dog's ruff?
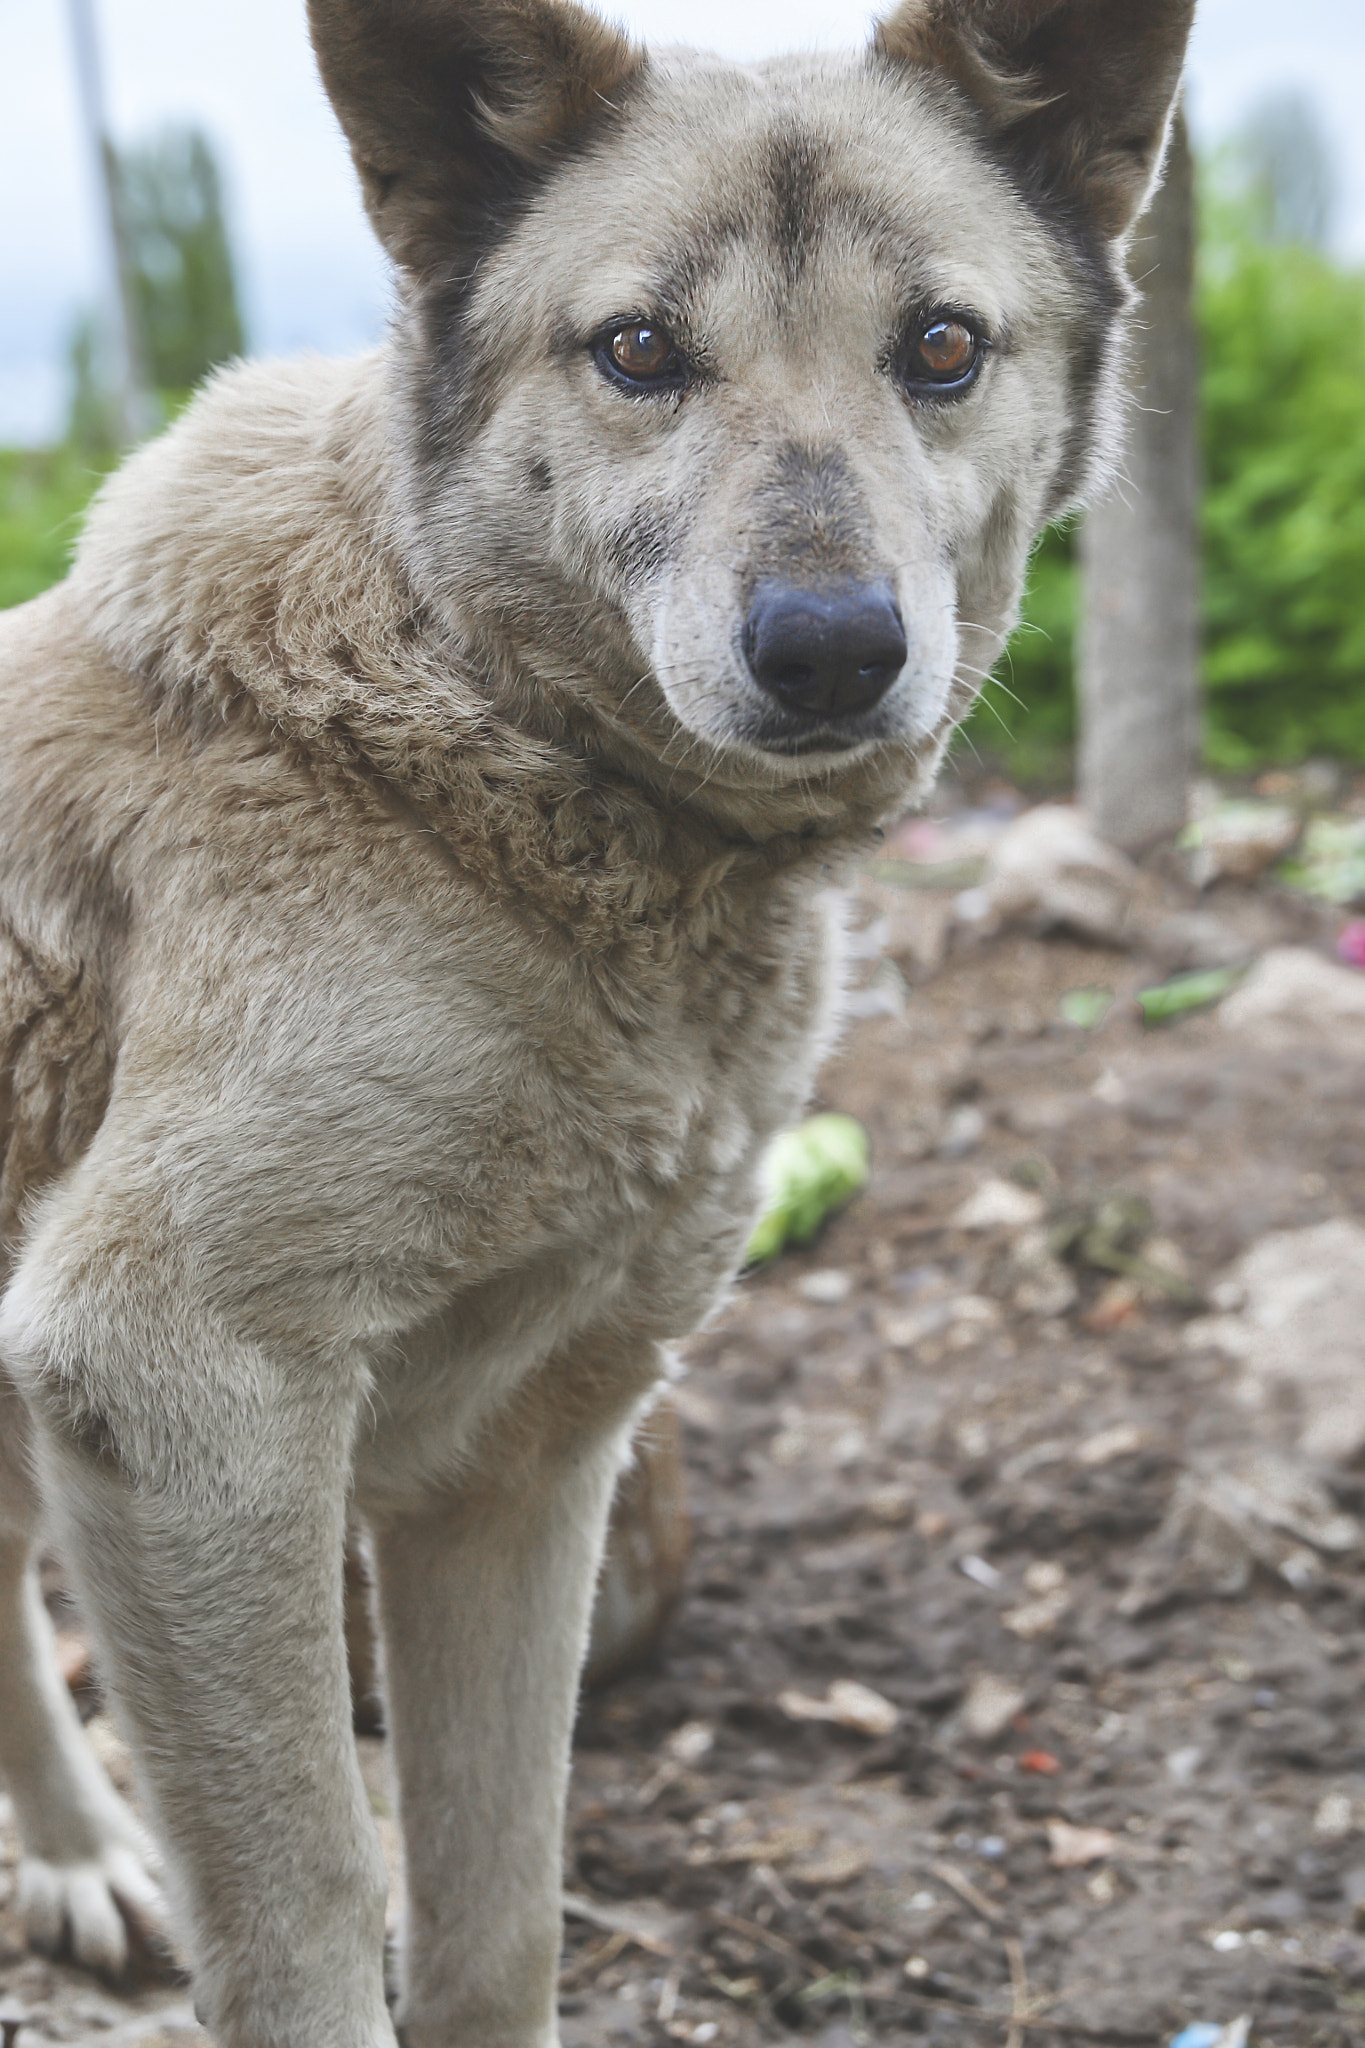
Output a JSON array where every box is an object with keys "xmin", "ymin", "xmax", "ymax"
[{"xmin": 0, "ymin": 2, "xmax": 1194, "ymax": 2041}]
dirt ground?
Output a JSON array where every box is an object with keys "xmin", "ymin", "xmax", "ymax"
[{"xmin": 3, "ymin": 786, "xmax": 1364, "ymax": 2048}]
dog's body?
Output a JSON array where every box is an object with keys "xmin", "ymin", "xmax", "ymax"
[{"xmin": 0, "ymin": 4, "xmax": 1193, "ymax": 2041}]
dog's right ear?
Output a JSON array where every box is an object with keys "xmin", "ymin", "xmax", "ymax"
[{"xmin": 308, "ymin": 0, "xmax": 645, "ymax": 275}]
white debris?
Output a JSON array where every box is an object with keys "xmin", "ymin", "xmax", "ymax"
[
  {"xmin": 952, "ymin": 1178, "xmax": 1046, "ymax": 1231},
  {"xmin": 958, "ymin": 1554, "xmax": 1004, "ymax": 1589},
  {"xmin": 1076, "ymin": 1423, "xmax": 1147, "ymax": 1468},
  {"xmin": 1220, "ymin": 946, "xmax": 1365, "ymax": 1047},
  {"xmin": 777, "ymin": 1679, "xmax": 900, "ymax": 1737},
  {"xmin": 665, "ymin": 1720, "xmax": 716, "ymax": 1766},
  {"xmin": 1313, "ymin": 1791, "xmax": 1356, "ymax": 1840},
  {"xmin": 797, "ymin": 1267, "xmax": 854, "ymax": 1305},
  {"xmin": 1002, "ymin": 1586, "xmax": 1071, "ymax": 1640},
  {"xmin": 961, "ymin": 1673, "xmax": 1026, "ymax": 1742},
  {"xmin": 1188, "ymin": 1219, "xmax": 1365, "ymax": 1460},
  {"xmin": 1047, "ymin": 1818, "xmax": 1116, "ymax": 1868}
]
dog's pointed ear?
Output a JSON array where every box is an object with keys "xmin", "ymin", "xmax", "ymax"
[
  {"xmin": 872, "ymin": 0, "xmax": 1195, "ymax": 238},
  {"xmin": 308, "ymin": 0, "xmax": 645, "ymax": 273}
]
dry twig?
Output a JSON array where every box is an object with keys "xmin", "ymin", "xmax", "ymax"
[{"xmin": 931, "ymin": 1858, "xmax": 1012, "ymax": 1927}]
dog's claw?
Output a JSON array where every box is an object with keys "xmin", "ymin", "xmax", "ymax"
[{"xmin": 18, "ymin": 1841, "xmax": 167, "ymax": 1979}]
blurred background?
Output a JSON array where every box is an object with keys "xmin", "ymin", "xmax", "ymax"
[{"xmin": 3, "ymin": 0, "xmax": 1364, "ymax": 787}]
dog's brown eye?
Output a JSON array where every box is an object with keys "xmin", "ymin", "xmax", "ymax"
[
  {"xmin": 917, "ymin": 320, "xmax": 975, "ymax": 378},
  {"xmin": 898, "ymin": 313, "xmax": 986, "ymax": 396},
  {"xmin": 593, "ymin": 318, "xmax": 688, "ymax": 394},
  {"xmin": 612, "ymin": 324, "xmax": 672, "ymax": 377}
]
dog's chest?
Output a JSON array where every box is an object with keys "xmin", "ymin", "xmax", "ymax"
[
  {"xmin": 351, "ymin": 875, "xmax": 840, "ymax": 1482},
  {"xmin": 453, "ymin": 886, "xmax": 835, "ymax": 1289}
]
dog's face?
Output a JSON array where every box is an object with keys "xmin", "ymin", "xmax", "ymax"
[{"xmin": 311, "ymin": 0, "xmax": 1194, "ymax": 795}]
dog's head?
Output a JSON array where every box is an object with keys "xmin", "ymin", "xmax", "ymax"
[{"xmin": 311, "ymin": 0, "xmax": 1193, "ymax": 806}]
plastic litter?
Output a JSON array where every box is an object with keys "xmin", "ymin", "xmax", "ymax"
[
  {"xmin": 1136, "ymin": 966, "xmax": 1244, "ymax": 1024},
  {"xmin": 1279, "ymin": 812, "xmax": 1365, "ymax": 905},
  {"xmin": 1168, "ymin": 2021, "xmax": 1250, "ymax": 2048},
  {"xmin": 745, "ymin": 1113, "xmax": 870, "ymax": 1263},
  {"xmin": 1058, "ymin": 986, "xmax": 1114, "ymax": 1028},
  {"xmin": 1337, "ymin": 919, "xmax": 1365, "ymax": 969}
]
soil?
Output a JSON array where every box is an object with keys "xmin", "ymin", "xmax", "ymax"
[{"xmin": 3, "ymin": 791, "xmax": 1364, "ymax": 2048}]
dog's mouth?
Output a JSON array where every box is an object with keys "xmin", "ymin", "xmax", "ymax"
[{"xmin": 737, "ymin": 702, "xmax": 901, "ymax": 759}]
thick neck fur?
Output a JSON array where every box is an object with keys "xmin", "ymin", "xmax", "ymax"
[{"xmin": 70, "ymin": 355, "xmax": 929, "ymax": 949}]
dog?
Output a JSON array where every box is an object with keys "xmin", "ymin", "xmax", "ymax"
[{"xmin": 0, "ymin": 1, "xmax": 1194, "ymax": 2040}]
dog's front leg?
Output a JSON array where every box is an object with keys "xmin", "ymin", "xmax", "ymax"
[
  {"xmin": 371, "ymin": 1349, "xmax": 659, "ymax": 2048},
  {"xmin": 1, "ymin": 1254, "xmax": 395, "ymax": 2048}
]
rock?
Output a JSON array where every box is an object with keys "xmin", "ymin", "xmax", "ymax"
[
  {"xmin": 1219, "ymin": 946, "xmax": 1365, "ymax": 1048},
  {"xmin": 853, "ymin": 876, "xmax": 957, "ymax": 976},
  {"xmin": 961, "ymin": 1673, "xmax": 1026, "ymax": 1742},
  {"xmin": 938, "ymin": 1103, "xmax": 987, "ymax": 1158},
  {"xmin": 1312, "ymin": 1791, "xmax": 1355, "ymax": 1840},
  {"xmin": 1046, "ymin": 1818, "xmax": 1116, "ymax": 1868},
  {"xmin": 1120, "ymin": 1449, "xmax": 1360, "ymax": 1615},
  {"xmin": 1075, "ymin": 1423, "xmax": 1147, "ymax": 1468},
  {"xmin": 1013, "ymin": 1259, "xmax": 1080, "ymax": 1318},
  {"xmin": 974, "ymin": 804, "xmax": 1142, "ymax": 946},
  {"xmin": 1181, "ymin": 801, "xmax": 1300, "ymax": 885},
  {"xmin": 1145, "ymin": 910, "xmax": 1255, "ymax": 974},
  {"xmin": 1187, "ymin": 1219, "xmax": 1365, "ymax": 1460},
  {"xmin": 1002, "ymin": 1585, "xmax": 1071, "ymax": 1639},
  {"xmin": 777, "ymin": 1679, "xmax": 900, "ymax": 1737}
]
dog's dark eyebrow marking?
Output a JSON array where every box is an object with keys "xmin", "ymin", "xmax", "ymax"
[
  {"xmin": 764, "ymin": 122, "xmax": 830, "ymax": 282},
  {"xmin": 649, "ymin": 206, "xmax": 750, "ymax": 318}
]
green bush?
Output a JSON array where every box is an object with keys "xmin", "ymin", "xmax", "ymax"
[
  {"xmin": 964, "ymin": 182, "xmax": 1365, "ymax": 775},
  {"xmin": 0, "ymin": 446, "xmax": 116, "ymax": 612},
  {"xmin": 1200, "ymin": 199, "xmax": 1365, "ymax": 764}
]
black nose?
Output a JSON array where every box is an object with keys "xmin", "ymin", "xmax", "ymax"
[{"xmin": 743, "ymin": 579, "xmax": 907, "ymax": 720}]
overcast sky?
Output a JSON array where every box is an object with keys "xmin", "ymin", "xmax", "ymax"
[{"xmin": 3, "ymin": 0, "xmax": 1364, "ymax": 443}]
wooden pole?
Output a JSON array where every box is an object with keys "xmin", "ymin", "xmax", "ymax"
[{"xmin": 1078, "ymin": 106, "xmax": 1199, "ymax": 852}]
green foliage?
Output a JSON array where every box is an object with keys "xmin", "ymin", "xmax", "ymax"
[
  {"xmin": 119, "ymin": 126, "xmax": 246, "ymax": 395},
  {"xmin": 0, "ymin": 446, "xmax": 115, "ymax": 612},
  {"xmin": 63, "ymin": 125, "xmax": 247, "ymax": 450},
  {"xmin": 1199, "ymin": 196, "xmax": 1365, "ymax": 764},
  {"xmin": 961, "ymin": 521, "xmax": 1077, "ymax": 784},
  {"xmin": 965, "ymin": 168, "xmax": 1365, "ymax": 776}
]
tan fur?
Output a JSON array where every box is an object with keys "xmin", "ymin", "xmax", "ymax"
[{"xmin": 0, "ymin": 3, "xmax": 1192, "ymax": 2041}]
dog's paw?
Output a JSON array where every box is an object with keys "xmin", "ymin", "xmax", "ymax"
[{"xmin": 18, "ymin": 1839, "xmax": 166, "ymax": 1978}]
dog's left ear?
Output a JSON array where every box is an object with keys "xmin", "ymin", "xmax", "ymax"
[
  {"xmin": 872, "ymin": 0, "xmax": 1195, "ymax": 238},
  {"xmin": 308, "ymin": 0, "xmax": 645, "ymax": 274}
]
